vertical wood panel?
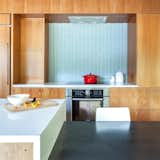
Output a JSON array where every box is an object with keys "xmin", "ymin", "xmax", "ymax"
[
  {"xmin": 137, "ymin": 14, "xmax": 160, "ymax": 86},
  {"xmin": 128, "ymin": 15, "xmax": 136, "ymax": 83},
  {"xmin": 20, "ymin": 17, "xmax": 45, "ymax": 83},
  {"xmin": 12, "ymin": 15, "xmax": 21, "ymax": 84},
  {"xmin": 0, "ymin": 27, "xmax": 10, "ymax": 98}
]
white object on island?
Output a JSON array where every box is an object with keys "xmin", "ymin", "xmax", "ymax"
[
  {"xmin": 7, "ymin": 94, "xmax": 30, "ymax": 106},
  {"xmin": 0, "ymin": 99, "xmax": 66, "ymax": 160}
]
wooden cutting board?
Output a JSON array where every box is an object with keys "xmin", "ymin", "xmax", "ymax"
[{"xmin": 3, "ymin": 99, "xmax": 59, "ymax": 112}]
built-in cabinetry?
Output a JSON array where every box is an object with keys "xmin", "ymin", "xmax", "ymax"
[
  {"xmin": 12, "ymin": 14, "xmax": 48, "ymax": 84},
  {"xmin": 11, "ymin": 87, "xmax": 65, "ymax": 99},
  {"xmin": 12, "ymin": 14, "xmax": 137, "ymax": 85},
  {"xmin": 1, "ymin": 0, "xmax": 160, "ymax": 120},
  {"xmin": 0, "ymin": 14, "xmax": 11, "ymax": 98},
  {"xmin": 141, "ymin": 0, "xmax": 160, "ymax": 13},
  {"xmin": 0, "ymin": 143, "xmax": 33, "ymax": 160},
  {"xmin": 110, "ymin": 87, "xmax": 160, "ymax": 121},
  {"xmin": 137, "ymin": 14, "xmax": 160, "ymax": 86},
  {"xmin": 0, "ymin": 0, "xmax": 160, "ymax": 14}
]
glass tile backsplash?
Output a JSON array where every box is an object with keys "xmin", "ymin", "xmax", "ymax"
[{"xmin": 48, "ymin": 23, "xmax": 128, "ymax": 83}]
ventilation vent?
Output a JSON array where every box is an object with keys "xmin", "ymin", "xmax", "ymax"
[{"xmin": 68, "ymin": 16, "xmax": 107, "ymax": 24}]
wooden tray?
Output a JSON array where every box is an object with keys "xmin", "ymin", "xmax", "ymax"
[{"xmin": 3, "ymin": 99, "xmax": 59, "ymax": 112}]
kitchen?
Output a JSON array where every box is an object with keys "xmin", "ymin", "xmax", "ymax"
[{"xmin": 0, "ymin": 0, "xmax": 160, "ymax": 160}]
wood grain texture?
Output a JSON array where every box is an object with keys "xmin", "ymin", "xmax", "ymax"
[
  {"xmin": 141, "ymin": 0, "xmax": 160, "ymax": 13},
  {"xmin": 46, "ymin": 14, "xmax": 135, "ymax": 23},
  {"xmin": 11, "ymin": 87, "xmax": 66, "ymax": 99},
  {"xmin": 110, "ymin": 87, "xmax": 160, "ymax": 121},
  {"xmin": 0, "ymin": 27, "xmax": 10, "ymax": 98},
  {"xmin": 137, "ymin": 14, "xmax": 160, "ymax": 86},
  {"xmin": 20, "ymin": 17, "xmax": 45, "ymax": 83},
  {"xmin": 0, "ymin": 143, "xmax": 33, "ymax": 160},
  {"xmin": 11, "ymin": 14, "xmax": 21, "ymax": 84},
  {"xmin": 0, "ymin": 0, "xmax": 159, "ymax": 14},
  {"xmin": 12, "ymin": 15, "xmax": 47, "ymax": 84},
  {"xmin": 0, "ymin": 14, "xmax": 11, "ymax": 25},
  {"xmin": 128, "ymin": 15, "xmax": 136, "ymax": 83}
]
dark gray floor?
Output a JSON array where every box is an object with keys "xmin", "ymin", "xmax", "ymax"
[{"xmin": 49, "ymin": 122, "xmax": 160, "ymax": 160}]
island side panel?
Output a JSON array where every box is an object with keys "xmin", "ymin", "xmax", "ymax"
[
  {"xmin": 40, "ymin": 101, "xmax": 66, "ymax": 160},
  {"xmin": 0, "ymin": 143, "xmax": 33, "ymax": 160}
]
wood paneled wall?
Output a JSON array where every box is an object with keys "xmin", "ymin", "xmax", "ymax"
[
  {"xmin": 12, "ymin": 14, "xmax": 21, "ymax": 84},
  {"xmin": 0, "ymin": 14, "xmax": 11, "ymax": 98},
  {"xmin": 0, "ymin": 14, "xmax": 11, "ymax": 25},
  {"xmin": 110, "ymin": 87, "xmax": 160, "ymax": 121},
  {"xmin": 137, "ymin": 14, "xmax": 160, "ymax": 87},
  {"xmin": 11, "ymin": 87, "xmax": 66, "ymax": 99},
  {"xmin": 0, "ymin": 0, "xmax": 160, "ymax": 14},
  {"xmin": 128, "ymin": 15, "xmax": 136, "ymax": 83}
]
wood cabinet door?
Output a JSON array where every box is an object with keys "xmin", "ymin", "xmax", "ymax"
[
  {"xmin": 0, "ymin": 14, "xmax": 10, "ymax": 25},
  {"xmin": 137, "ymin": 14, "xmax": 160, "ymax": 86},
  {"xmin": 141, "ymin": 0, "xmax": 160, "ymax": 13},
  {"xmin": 0, "ymin": 27, "xmax": 10, "ymax": 98},
  {"xmin": 0, "ymin": 143, "xmax": 33, "ymax": 160}
]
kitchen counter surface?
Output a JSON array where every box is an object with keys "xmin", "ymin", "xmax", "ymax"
[
  {"xmin": 0, "ymin": 99, "xmax": 65, "ymax": 135},
  {"xmin": 0, "ymin": 99, "xmax": 66, "ymax": 160},
  {"xmin": 13, "ymin": 82, "xmax": 138, "ymax": 88},
  {"xmin": 49, "ymin": 122, "xmax": 160, "ymax": 160}
]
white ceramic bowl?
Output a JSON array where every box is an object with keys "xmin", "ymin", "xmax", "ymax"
[{"xmin": 7, "ymin": 94, "xmax": 30, "ymax": 106}]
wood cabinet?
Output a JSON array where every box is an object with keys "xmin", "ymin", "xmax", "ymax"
[
  {"xmin": 12, "ymin": 14, "xmax": 48, "ymax": 84},
  {"xmin": 0, "ymin": 0, "xmax": 159, "ymax": 14},
  {"xmin": 128, "ymin": 15, "xmax": 136, "ymax": 83},
  {"xmin": 141, "ymin": 0, "xmax": 160, "ymax": 13},
  {"xmin": 11, "ymin": 87, "xmax": 66, "ymax": 99},
  {"xmin": 137, "ymin": 14, "xmax": 160, "ymax": 87},
  {"xmin": 0, "ymin": 143, "xmax": 33, "ymax": 160},
  {"xmin": 0, "ymin": 14, "xmax": 11, "ymax": 98},
  {"xmin": 0, "ymin": 14, "xmax": 11, "ymax": 25},
  {"xmin": 110, "ymin": 87, "xmax": 160, "ymax": 121}
]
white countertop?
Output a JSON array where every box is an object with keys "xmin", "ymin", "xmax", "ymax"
[
  {"xmin": 0, "ymin": 99, "xmax": 65, "ymax": 136},
  {"xmin": 13, "ymin": 82, "xmax": 138, "ymax": 88}
]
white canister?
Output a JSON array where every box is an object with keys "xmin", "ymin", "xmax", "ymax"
[{"xmin": 115, "ymin": 72, "xmax": 124, "ymax": 84}]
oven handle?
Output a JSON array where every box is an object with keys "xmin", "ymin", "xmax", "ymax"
[{"xmin": 72, "ymin": 98, "xmax": 103, "ymax": 101}]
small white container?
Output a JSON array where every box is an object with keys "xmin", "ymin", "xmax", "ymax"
[
  {"xmin": 7, "ymin": 94, "xmax": 30, "ymax": 106},
  {"xmin": 109, "ymin": 76, "xmax": 115, "ymax": 84},
  {"xmin": 115, "ymin": 72, "xmax": 124, "ymax": 84}
]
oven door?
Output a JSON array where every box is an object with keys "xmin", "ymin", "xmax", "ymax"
[{"xmin": 72, "ymin": 98, "xmax": 103, "ymax": 121}]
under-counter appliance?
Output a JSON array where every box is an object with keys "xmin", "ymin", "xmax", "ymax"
[{"xmin": 66, "ymin": 88, "xmax": 109, "ymax": 121}]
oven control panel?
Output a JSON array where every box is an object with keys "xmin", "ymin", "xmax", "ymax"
[{"xmin": 72, "ymin": 89, "xmax": 103, "ymax": 98}]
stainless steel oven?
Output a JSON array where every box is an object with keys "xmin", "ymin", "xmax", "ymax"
[{"xmin": 66, "ymin": 88, "xmax": 109, "ymax": 121}]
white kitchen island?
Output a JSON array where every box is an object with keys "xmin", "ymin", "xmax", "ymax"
[{"xmin": 0, "ymin": 99, "xmax": 66, "ymax": 160}]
